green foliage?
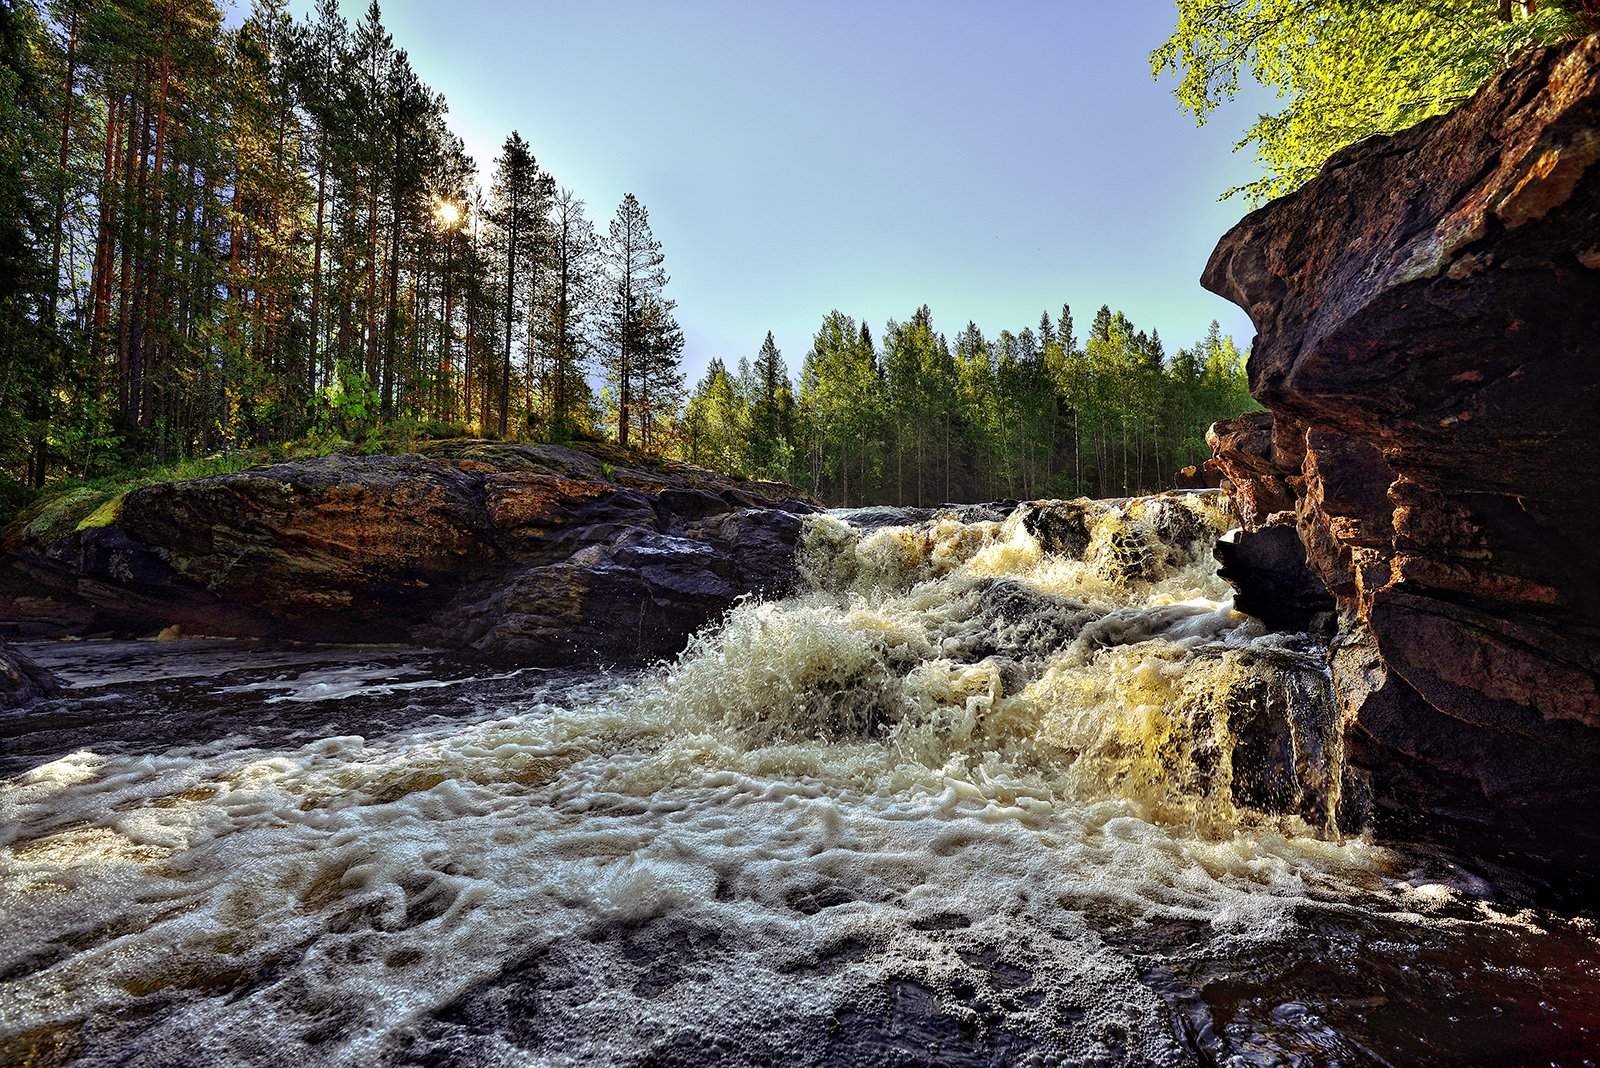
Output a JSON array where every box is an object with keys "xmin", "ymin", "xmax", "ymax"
[
  {"xmin": 682, "ymin": 358, "xmax": 750, "ymax": 475},
  {"xmin": 783, "ymin": 304, "xmax": 1254, "ymax": 506},
  {"xmin": 0, "ymin": 0, "xmax": 631, "ymax": 491},
  {"xmin": 1154, "ymin": 0, "xmax": 1589, "ymax": 201},
  {"xmin": 0, "ymin": 477, "xmax": 38, "ymax": 530}
]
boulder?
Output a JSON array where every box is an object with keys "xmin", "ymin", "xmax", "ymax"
[
  {"xmin": 0, "ymin": 442, "xmax": 815, "ymax": 664},
  {"xmin": 1214, "ymin": 526, "xmax": 1336, "ymax": 636},
  {"xmin": 1202, "ymin": 34, "xmax": 1600, "ymax": 876},
  {"xmin": 1173, "ymin": 463, "xmax": 1223, "ymax": 490}
]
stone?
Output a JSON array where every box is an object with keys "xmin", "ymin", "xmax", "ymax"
[
  {"xmin": 0, "ymin": 442, "xmax": 815, "ymax": 665},
  {"xmin": 1214, "ymin": 525, "xmax": 1336, "ymax": 636},
  {"xmin": 0, "ymin": 640, "xmax": 56, "ymax": 709},
  {"xmin": 1205, "ymin": 413, "xmax": 1295, "ymax": 528},
  {"xmin": 1202, "ymin": 34, "xmax": 1600, "ymax": 878}
]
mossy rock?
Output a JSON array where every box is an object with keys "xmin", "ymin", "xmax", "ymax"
[
  {"xmin": 75, "ymin": 494, "xmax": 126, "ymax": 531},
  {"xmin": 13, "ymin": 488, "xmax": 115, "ymax": 548}
]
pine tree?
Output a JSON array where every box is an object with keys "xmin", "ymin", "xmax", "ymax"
[
  {"xmin": 599, "ymin": 192, "xmax": 669, "ymax": 450},
  {"xmin": 540, "ymin": 186, "xmax": 597, "ymax": 435},
  {"xmin": 489, "ymin": 130, "xmax": 535, "ymax": 437},
  {"xmin": 749, "ymin": 330, "xmax": 788, "ymax": 473}
]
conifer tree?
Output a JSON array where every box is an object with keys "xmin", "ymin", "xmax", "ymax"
[
  {"xmin": 489, "ymin": 131, "xmax": 535, "ymax": 437},
  {"xmin": 749, "ymin": 330, "xmax": 789, "ymax": 473},
  {"xmin": 600, "ymin": 192, "xmax": 671, "ymax": 450}
]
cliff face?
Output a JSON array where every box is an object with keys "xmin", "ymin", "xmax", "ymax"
[
  {"xmin": 1203, "ymin": 36, "xmax": 1600, "ymax": 873},
  {"xmin": 0, "ymin": 441, "xmax": 814, "ymax": 665}
]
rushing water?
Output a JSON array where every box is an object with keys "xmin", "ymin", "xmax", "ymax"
[{"xmin": 3, "ymin": 493, "xmax": 1599, "ymax": 1066}]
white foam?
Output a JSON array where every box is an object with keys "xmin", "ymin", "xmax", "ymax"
[{"xmin": 0, "ymin": 496, "xmax": 1544, "ymax": 1064}]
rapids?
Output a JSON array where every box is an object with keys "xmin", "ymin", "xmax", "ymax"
[{"xmin": 2, "ymin": 493, "xmax": 1598, "ymax": 1066}]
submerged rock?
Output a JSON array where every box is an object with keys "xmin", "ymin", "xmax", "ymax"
[
  {"xmin": 0, "ymin": 442, "xmax": 814, "ymax": 664},
  {"xmin": 1202, "ymin": 34, "xmax": 1600, "ymax": 876}
]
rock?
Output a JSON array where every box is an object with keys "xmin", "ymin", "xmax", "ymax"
[
  {"xmin": 1205, "ymin": 413, "xmax": 1296, "ymax": 527},
  {"xmin": 0, "ymin": 442, "xmax": 815, "ymax": 665},
  {"xmin": 1202, "ymin": 35, "xmax": 1600, "ymax": 877},
  {"xmin": 1174, "ymin": 462, "xmax": 1223, "ymax": 490},
  {"xmin": 0, "ymin": 640, "xmax": 56, "ymax": 709},
  {"xmin": 970, "ymin": 580, "xmax": 1100, "ymax": 665},
  {"xmin": 1225, "ymin": 645, "xmax": 1343, "ymax": 829},
  {"xmin": 1019, "ymin": 500, "xmax": 1093, "ymax": 558},
  {"xmin": 1214, "ymin": 526, "xmax": 1336, "ymax": 636}
]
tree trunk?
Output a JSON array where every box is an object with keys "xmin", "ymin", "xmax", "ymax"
[
  {"xmin": 500, "ymin": 178, "xmax": 518, "ymax": 438},
  {"xmin": 47, "ymin": 2, "xmax": 79, "ymax": 325},
  {"xmin": 310, "ymin": 130, "xmax": 328, "ymax": 395}
]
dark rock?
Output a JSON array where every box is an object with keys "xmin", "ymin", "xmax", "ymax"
[
  {"xmin": 0, "ymin": 442, "xmax": 814, "ymax": 665},
  {"xmin": 0, "ymin": 640, "xmax": 56, "ymax": 709},
  {"xmin": 970, "ymin": 580, "xmax": 1099, "ymax": 664},
  {"xmin": 1019, "ymin": 500, "xmax": 1093, "ymax": 558},
  {"xmin": 693, "ymin": 508, "xmax": 806, "ymax": 596},
  {"xmin": 1225, "ymin": 646, "xmax": 1342, "ymax": 829},
  {"xmin": 1202, "ymin": 35, "xmax": 1600, "ymax": 877},
  {"xmin": 1214, "ymin": 525, "xmax": 1336, "ymax": 636}
]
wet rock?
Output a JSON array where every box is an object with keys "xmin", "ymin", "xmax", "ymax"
[
  {"xmin": 972, "ymin": 580, "xmax": 1099, "ymax": 663},
  {"xmin": 1019, "ymin": 500, "xmax": 1093, "ymax": 558},
  {"xmin": 1137, "ymin": 495, "xmax": 1219, "ymax": 563},
  {"xmin": 1202, "ymin": 35, "xmax": 1600, "ymax": 876},
  {"xmin": 0, "ymin": 443, "xmax": 814, "ymax": 665},
  {"xmin": 1225, "ymin": 646, "xmax": 1341, "ymax": 829},
  {"xmin": 1084, "ymin": 494, "xmax": 1222, "ymax": 585},
  {"xmin": 692, "ymin": 508, "xmax": 806, "ymax": 596},
  {"xmin": 0, "ymin": 640, "xmax": 56, "ymax": 708},
  {"xmin": 1214, "ymin": 526, "xmax": 1335, "ymax": 637}
]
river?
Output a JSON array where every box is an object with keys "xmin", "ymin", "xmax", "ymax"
[{"xmin": 3, "ymin": 494, "xmax": 1598, "ymax": 1065}]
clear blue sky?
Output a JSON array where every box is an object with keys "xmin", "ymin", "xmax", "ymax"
[{"xmin": 294, "ymin": 1, "xmax": 1265, "ymax": 381}]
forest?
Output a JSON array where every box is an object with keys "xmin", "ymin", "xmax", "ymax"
[
  {"xmin": 4, "ymin": 0, "xmax": 1246, "ymax": 510},
  {"xmin": 685, "ymin": 309, "xmax": 1250, "ymax": 506}
]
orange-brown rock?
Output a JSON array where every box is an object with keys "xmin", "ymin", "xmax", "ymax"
[
  {"xmin": 1203, "ymin": 34, "xmax": 1600, "ymax": 877},
  {"xmin": 0, "ymin": 442, "xmax": 814, "ymax": 664},
  {"xmin": 1173, "ymin": 463, "xmax": 1223, "ymax": 490},
  {"xmin": 1205, "ymin": 412, "xmax": 1295, "ymax": 528}
]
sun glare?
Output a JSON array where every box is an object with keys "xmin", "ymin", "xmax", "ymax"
[{"xmin": 432, "ymin": 197, "xmax": 463, "ymax": 229}]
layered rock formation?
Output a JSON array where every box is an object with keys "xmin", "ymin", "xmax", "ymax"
[
  {"xmin": 1203, "ymin": 35, "xmax": 1600, "ymax": 876},
  {"xmin": 0, "ymin": 441, "xmax": 813, "ymax": 664}
]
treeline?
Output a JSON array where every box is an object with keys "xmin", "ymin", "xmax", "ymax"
[
  {"xmin": 0, "ymin": 0, "xmax": 1256, "ymax": 507},
  {"xmin": 0, "ymin": 0, "xmax": 684, "ymax": 488},
  {"xmin": 685, "ymin": 306, "xmax": 1255, "ymax": 505}
]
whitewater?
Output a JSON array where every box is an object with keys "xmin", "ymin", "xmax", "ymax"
[{"xmin": 3, "ymin": 492, "xmax": 1596, "ymax": 1066}]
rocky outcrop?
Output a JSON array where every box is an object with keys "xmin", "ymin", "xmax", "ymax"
[
  {"xmin": 1205, "ymin": 412, "xmax": 1296, "ymax": 528},
  {"xmin": 1202, "ymin": 35, "xmax": 1600, "ymax": 877},
  {"xmin": 0, "ymin": 442, "xmax": 814, "ymax": 664}
]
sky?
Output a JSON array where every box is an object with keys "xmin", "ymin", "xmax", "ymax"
[{"xmin": 288, "ymin": 1, "xmax": 1267, "ymax": 382}]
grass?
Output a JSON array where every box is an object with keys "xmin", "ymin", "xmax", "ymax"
[{"xmin": 5, "ymin": 449, "xmax": 281, "ymax": 546}]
